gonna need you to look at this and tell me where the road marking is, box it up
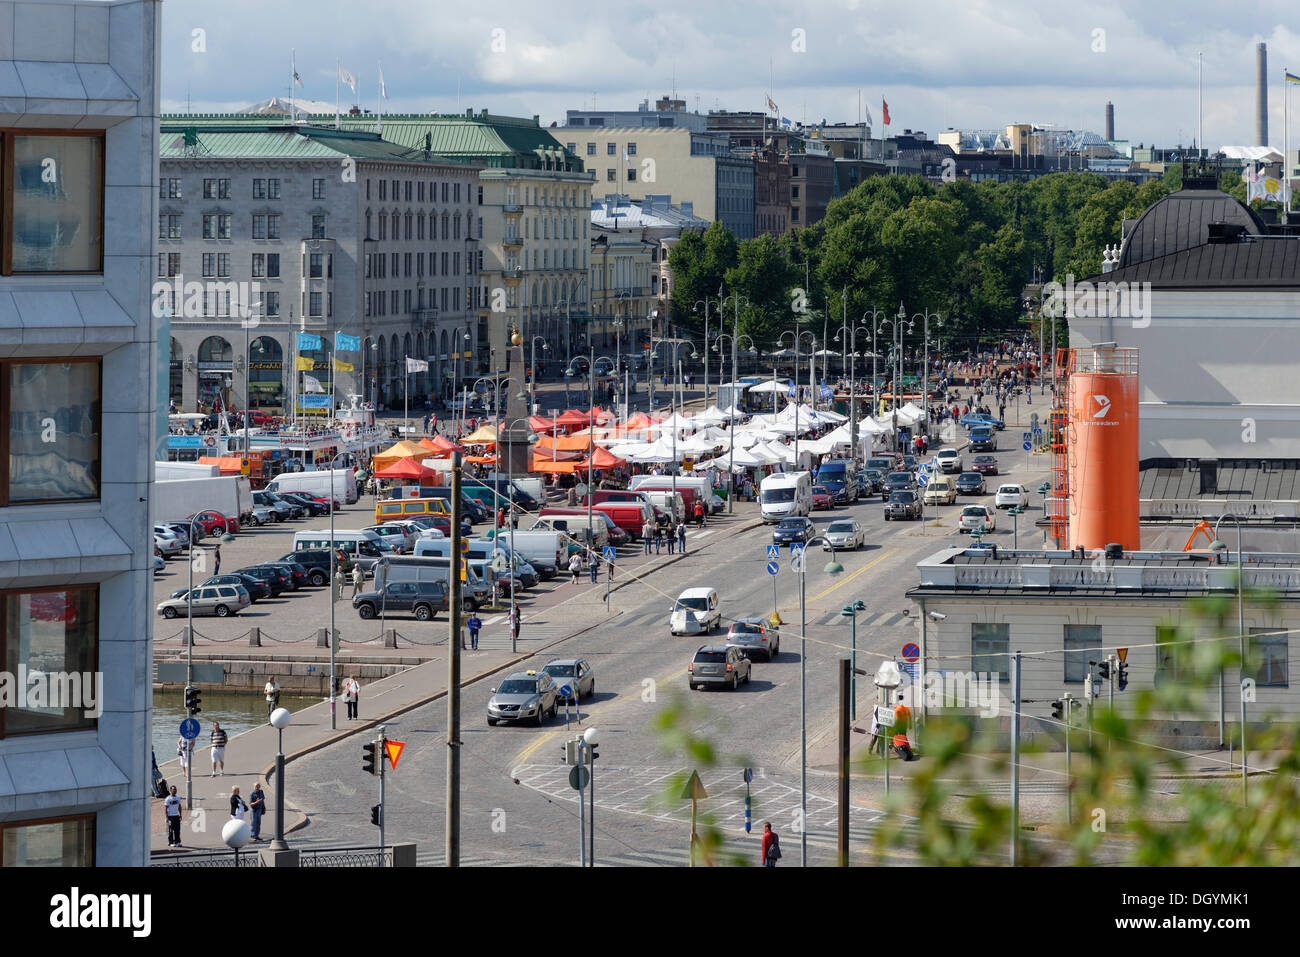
[808,547,898,602]
[484,615,504,626]
[694,529,715,539]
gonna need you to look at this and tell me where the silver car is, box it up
[542,659,595,702]
[487,670,558,726]
[156,584,250,619]
[154,533,183,559]
[724,618,780,662]
[688,645,752,691]
[823,519,864,551]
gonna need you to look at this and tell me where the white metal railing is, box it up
[1143,499,1296,519]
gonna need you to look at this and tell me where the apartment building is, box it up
[0,0,159,867]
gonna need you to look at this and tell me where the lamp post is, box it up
[527,336,549,415]
[268,707,292,849]
[712,332,754,515]
[777,328,816,466]
[501,416,537,652]
[452,328,471,439]
[184,513,234,809]
[475,369,516,545]
[797,535,844,866]
[693,286,723,406]
[839,599,866,720]
[876,305,915,450]
[911,306,944,440]
[834,319,878,469]
[1212,514,1247,804]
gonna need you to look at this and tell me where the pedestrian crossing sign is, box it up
[603,546,616,562]
[766,544,779,560]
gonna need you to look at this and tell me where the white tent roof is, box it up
[749,379,792,393]
[628,438,680,463]
[650,412,698,433]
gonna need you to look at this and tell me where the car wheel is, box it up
[249,515,261,526]
[162,606,177,619]
[214,604,229,617]
[535,706,546,727]
[731,673,739,691]
[414,604,432,622]
[357,603,376,620]
[588,681,595,699]
[745,668,751,684]
[688,682,697,691]
[309,571,327,586]
[487,718,497,726]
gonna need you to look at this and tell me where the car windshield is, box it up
[761,487,795,503]
[817,466,845,478]
[543,664,576,678]
[730,623,761,634]
[886,473,910,484]
[963,507,987,516]
[694,651,727,662]
[890,492,915,503]
[813,486,830,495]
[676,597,709,611]
[828,521,855,532]
[778,519,804,528]
[975,456,994,463]
[999,486,1020,494]
[960,472,980,480]
[497,680,537,695]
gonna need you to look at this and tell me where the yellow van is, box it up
[374,497,451,524]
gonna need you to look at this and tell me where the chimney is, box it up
[1105,101,1114,141]
[1257,42,1269,146]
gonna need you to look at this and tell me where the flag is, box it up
[303,374,324,394]
[292,51,303,88]
[406,356,429,373]
[882,98,891,126]
[780,116,792,128]
[865,104,873,126]
[295,356,316,371]
[297,332,322,351]
[378,64,388,100]
[766,95,778,114]
[332,357,354,372]
[335,331,361,351]
[338,64,357,94]
[1287,71,1300,84]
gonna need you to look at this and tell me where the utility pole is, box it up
[445,451,463,867]
[1010,650,1021,867]
[1062,692,1074,825]
[837,657,850,866]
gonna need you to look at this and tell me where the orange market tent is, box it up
[371,440,431,472]
[529,415,562,434]
[461,424,499,444]
[198,456,243,475]
[554,409,595,429]
[532,457,579,474]
[533,433,592,456]
[427,434,462,453]
[464,453,497,465]
[575,447,626,470]
[373,457,440,481]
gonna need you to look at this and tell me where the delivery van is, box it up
[293,529,394,572]
[592,501,654,540]
[265,468,358,505]
[759,471,812,522]
[374,497,450,524]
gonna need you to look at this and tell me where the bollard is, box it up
[184,627,194,648]
[316,627,329,648]
[248,627,261,647]
[384,629,398,648]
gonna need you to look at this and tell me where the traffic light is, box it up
[371,804,382,826]
[563,739,579,766]
[1097,661,1111,680]
[185,686,202,716]
[1118,662,1129,691]
[589,740,599,762]
[362,741,377,775]
[1051,699,1064,721]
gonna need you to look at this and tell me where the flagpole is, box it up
[335,58,340,129]
[377,62,382,136]
[1285,68,1291,226]
[404,359,409,439]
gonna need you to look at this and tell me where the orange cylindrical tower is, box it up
[1066,347,1139,551]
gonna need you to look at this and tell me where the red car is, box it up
[971,455,1000,476]
[247,410,276,427]
[811,485,834,510]
[185,510,240,537]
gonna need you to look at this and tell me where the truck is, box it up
[264,468,358,505]
[629,474,718,513]
[497,528,563,580]
[151,475,251,527]
[155,461,219,480]
[758,471,812,522]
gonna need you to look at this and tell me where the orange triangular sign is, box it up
[1116,648,1128,663]
[384,740,405,769]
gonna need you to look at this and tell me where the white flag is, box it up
[338,64,357,94]
[864,104,873,127]
[303,374,324,394]
[378,64,388,100]
[292,51,303,88]
[406,356,428,373]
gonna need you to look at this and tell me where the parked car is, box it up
[366,523,416,553]
[185,510,240,537]
[154,533,183,559]
[237,564,292,595]
[252,491,303,521]
[542,659,596,702]
[158,522,192,547]
[884,490,921,521]
[955,471,987,495]
[959,504,996,533]
[823,519,864,551]
[277,491,331,517]
[882,471,917,500]
[487,670,558,726]
[772,517,815,545]
[725,618,780,662]
[153,554,165,574]
[171,573,271,603]
[241,503,279,527]
[859,469,885,494]
[688,645,752,691]
[971,454,999,476]
[352,580,455,621]
[811,485,834,510]
[934,448,962,474]
[157,584,250,619]
[153,524,186,550]
[279,549,352,585]
[994,483,1029,509]
[263,560,308,589]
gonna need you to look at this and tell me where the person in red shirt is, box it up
[760,821,781,867]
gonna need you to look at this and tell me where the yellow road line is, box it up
[808,547,898,602]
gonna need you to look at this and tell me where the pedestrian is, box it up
[466,611,482,650]
[263,676,281,719]
[333,567,345,604]
[607,552,615,581]
[569,551,584,584]
[351,562,365,596]
[165,785,183,846]
[509,604,521,642]
[248,782,266,841]
[177,734,194,773]
[342,674,360,719]
[642,519,654,554]
[212,544,221,575]
[761,821,781,867]
[210,721,227,776]
[666,523,676,554]
[677,521,687,554]
[654,524,664,554]
[693,500,706,528]
[229,785,247,822]
[588,550,600,584]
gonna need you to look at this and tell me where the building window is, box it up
[201,253,214,277]
[252,253,265,278]
[312,215,326,239]
[607,169,616,182]
[405,181,412,202]
[312,178,325,200]
[478,185,484,205]
[157,252,180,278]
[252,179,266,199]
[266,253,280,278]
[267,215,280,240]
[627,142,637,156]
[6,134,105,272]
[379,180,386,201]
[606,143,617,155]
[442,183,449,203]
[3,359,100,505]
[1249,629,1288,687]
[1155,625,1184,684]
[265,291,280,316]
[628,168,636,182]
[309,292,322,317]
[971,623,1010,682]
[252,215,266,240]
[217,253,230,278]
[1063,624,1102,684]
[404,252,412,276]
[309,253,323,279]
[1,814,95,866]
[159,214,181,240]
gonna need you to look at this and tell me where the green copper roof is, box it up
[158,123,484,166]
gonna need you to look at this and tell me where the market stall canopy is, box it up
[628,438,680,463]
[197,456,243,474]
[650,412,698,434]
[426,434,462,453]
[373,457,440,481]
[461,424,500,444]
[372,440,434,472]
[534,433,593,454]
[749,379,792,393]
[529,415,562,434]
[576,447,626,470]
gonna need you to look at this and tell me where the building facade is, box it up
[751,144,791,236]
[788,150,833,228]
[0,0,159,867]
[565,96,709,133]
[158,122,483,412]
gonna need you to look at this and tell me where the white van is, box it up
[265,469,358,505]
[759,472,812,522]
[293,529,393,571]
[669,587,721,635]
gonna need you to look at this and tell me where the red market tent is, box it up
[373,457,439,481]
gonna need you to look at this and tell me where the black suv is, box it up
[236,565,290,596]
[882,471,917,500]
[279,549,351,586]
[352,580,453,621]
[884,490,922,521]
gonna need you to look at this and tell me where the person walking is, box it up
[229,786,247,822]
[466,611,482,650]
[212,544,221,575]
[263,676,281,719]
[177,734,194,774]
[677,521,687,554]
[351,562,365,597]
[693,500,706,528]
[248,782,266,842]
[568,550,584,584]
[588,550,600,584]
[761,821,781,867]
[342,674,360,719]
[165,785,183,847]
[642,519,654,554]
[654,523,664,555]
[666,522,676,555]
[509,604,521,643]
[210,721,228,776]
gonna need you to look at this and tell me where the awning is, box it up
[197,456,244,474]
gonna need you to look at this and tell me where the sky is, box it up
[162,0,1300,150]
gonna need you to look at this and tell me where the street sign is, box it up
[876,706,896,726]
[766,560,779,576]
[179,717,200,740]
[766,544,779,560]
[918,463,930,473]
[789,544,805,573]
[384,740,405,769]
[559,686,573,702]
[1117,647,1128,663]
[569,765,590,790]
[901,642,920,663]
[1023,431,1032,442]
[602,545,616,562]
[743,767,753,783]
[917,473,930,487]
[1022,441,1032,451]
[681,769,709,800]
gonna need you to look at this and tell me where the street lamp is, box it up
[713,332,754,515]
[693,286,724,406]
[839,599,867,720]
[184,512,234,809]
[876,305,915,450]
[269,707,292,850]
[222,817,252,867]
[582,725,599,865]
[796,535,843,866]
[498,416,537,652]
[452,328,471,438]
[1212,513,1247,804]
[835,321,878,469]
[475,372,517,543]
[777,328,816,466]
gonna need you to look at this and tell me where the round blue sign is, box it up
[1022,441,1032,451]
[179,717,200,740]
[902,642,920,663]
[766,560,779,576]
[559,685,573,700]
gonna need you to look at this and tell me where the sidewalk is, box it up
[150,501,764,854]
